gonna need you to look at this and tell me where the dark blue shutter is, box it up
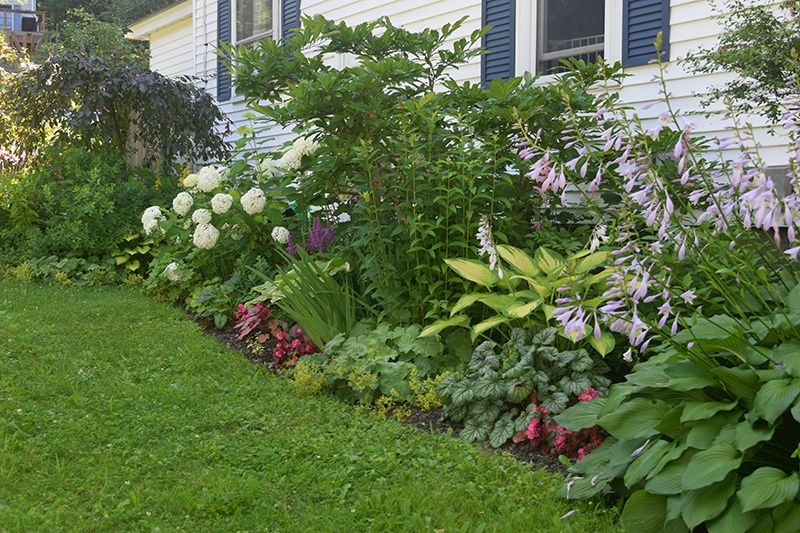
[282,0,301,40]
[622,0,670,67]
[217,0,232,101]
[481,0,515,85]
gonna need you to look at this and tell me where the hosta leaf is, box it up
[737,467,800,512]
[450,293,487,315]
[597,398,671,439]
[786,282,800,313]
[489,413,516,448]
[505,299,542,319]
[496,245,538,276]
[772,341,800,377]
[621,490,667,533]
[624,439,671,488]
[753,378,800,424]
[534,247,565,275]
[555,398,607,431]
[681,474,737,529]
[475,295,521,312]
[682,444,742,490]
[733,420,774,452]
[588,331,615,356]
[645,451,696,495]
[444,258,499,287]
[707,498,757,533]
[680,400,738,423]
[471,316,509,340]
[687,413,738,449]
[710,366,760,407]
[773,500,800,533]
[575,251,609,273]
[419,314,470,337]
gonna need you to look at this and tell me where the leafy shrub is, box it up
[0,146,175,264]
[0,54,229,167]
[438,327,609,448]
[302,323,449,405]
[230,16,610,323]
[2,255,121,286]
[185,279,239,328]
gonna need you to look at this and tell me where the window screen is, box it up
[236,0,272,42]
[538,0,605,74]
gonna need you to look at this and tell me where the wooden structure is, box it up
[0,8,48,52]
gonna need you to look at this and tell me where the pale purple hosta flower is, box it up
[622,348,633,363]
[657,300,672,329]
[786,246,800,260]
[589,223,608,252]
[476,215,503,279]
[560,510,577,520]
[680,290,696,304]
[631,439,651,458]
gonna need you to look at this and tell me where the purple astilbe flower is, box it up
[305,217,336,253]
[286,235,298,256]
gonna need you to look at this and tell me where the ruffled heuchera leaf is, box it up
[737,467,800,512]
[489,413,516,448]
[621,490,667,533]
[682,443,742,491]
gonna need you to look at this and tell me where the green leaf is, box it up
[505,299,542,319]
[534,247,565,275]
[733,420,774,452]
[496,245,538,276]
[555,398,607,431]
[419,315,470,337]
[471,316,509,340]
[772,341,800,377]
[645,451,696,495]
[588,331,615,356]
[680,400,738,423]
[681,474,737,529]
[489,414,516,448]
[682,444,742,491]
[737,467,800,512]
[450,293,486,315]
[753,378,800,424]
[707,498,757,533]
[476,294,520,312]
[786,283,800,313]
[445,258,499,287]
[710,367,760,407]
[621,490,667,533]
[597,398,671,439]
[624,439,671,488]
[575,251,609,273]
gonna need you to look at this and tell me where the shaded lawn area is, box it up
[0,281,619,532]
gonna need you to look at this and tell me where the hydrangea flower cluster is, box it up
[172,192,194,216]
[241,187,266,215]
[191,208,212,226]
[271,226,290,244]
[515,388,605,461]
[192,222,220,250]
[197,166,222,192]
[279,136,320,171]
[211,193,233,214]
[273,327,318,368]
[141,206,165,235]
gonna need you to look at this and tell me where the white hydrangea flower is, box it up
[211,193,233,214]
[191,208,212,225]
[338,212,351,223]
[197,166,222,192]
[278,136,320,171]
[271,226,290,244]
[141,206,164,235]
[193,223,220,249]
[241,187,266,215]
[256,158,282,179]
[183,173,198,189]
[163,262,181,282]
[172,192,194,216]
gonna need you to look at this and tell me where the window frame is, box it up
[232,0,279,46]
[536,0,606,73]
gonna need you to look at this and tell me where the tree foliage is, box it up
[40,0,176,27]
[0,53,230,168]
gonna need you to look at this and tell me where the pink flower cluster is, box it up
[273,327,318,367]
[514,388,605,461]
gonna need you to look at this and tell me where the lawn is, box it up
[0,280,619,532]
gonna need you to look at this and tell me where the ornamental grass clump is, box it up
[517,44,800,531]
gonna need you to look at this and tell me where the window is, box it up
[538,0,605,74]
[236,0,273,43]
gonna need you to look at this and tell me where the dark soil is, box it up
[202,319,566,475]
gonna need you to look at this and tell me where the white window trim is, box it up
[232,0,280,46]
[515,0,623,79]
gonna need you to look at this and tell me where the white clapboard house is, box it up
[129,0,793,169]
[1,0,47,51]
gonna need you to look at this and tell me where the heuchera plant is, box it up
[273,327,318,368]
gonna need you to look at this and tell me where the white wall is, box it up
[152,0,792,166]
[150,17,194,78]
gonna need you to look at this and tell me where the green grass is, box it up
[0,281,619,532]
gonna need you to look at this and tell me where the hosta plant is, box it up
[421,240,617,356]
[437,327,610,448]
[556,295,800,532]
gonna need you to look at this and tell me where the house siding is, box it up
[138,0,792,166]
[150,17,194,78]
